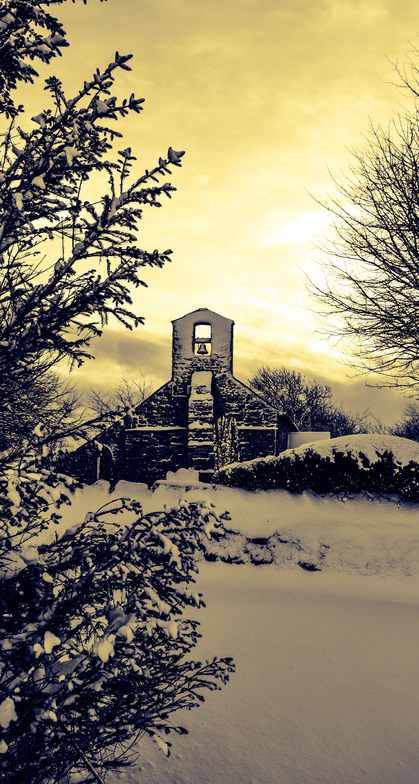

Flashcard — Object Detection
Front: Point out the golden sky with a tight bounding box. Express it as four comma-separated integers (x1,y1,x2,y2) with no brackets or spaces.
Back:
43,0,419,422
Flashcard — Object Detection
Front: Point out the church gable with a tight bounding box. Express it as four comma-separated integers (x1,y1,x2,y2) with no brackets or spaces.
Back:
65,308,296,485
131,382,187,429
172,308,234,382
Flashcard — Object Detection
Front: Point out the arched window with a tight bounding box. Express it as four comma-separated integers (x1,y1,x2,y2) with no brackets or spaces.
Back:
193,323,212,355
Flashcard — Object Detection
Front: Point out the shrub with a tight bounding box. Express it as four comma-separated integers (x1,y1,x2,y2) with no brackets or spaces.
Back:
213,435,419,501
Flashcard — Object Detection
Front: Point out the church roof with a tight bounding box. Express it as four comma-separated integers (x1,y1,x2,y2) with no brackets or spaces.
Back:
172,307,234,325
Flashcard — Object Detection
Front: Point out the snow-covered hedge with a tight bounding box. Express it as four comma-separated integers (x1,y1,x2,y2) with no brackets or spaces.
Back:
213,435,419,500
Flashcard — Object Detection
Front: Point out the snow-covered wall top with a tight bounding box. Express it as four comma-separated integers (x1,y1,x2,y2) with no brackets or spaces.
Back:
172,308,234,381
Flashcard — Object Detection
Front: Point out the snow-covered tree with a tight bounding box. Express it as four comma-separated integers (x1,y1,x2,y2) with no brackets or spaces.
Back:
0,499,234,784
0,2,234,781
0,0,185,551
0,0,70,119
0,371,82,454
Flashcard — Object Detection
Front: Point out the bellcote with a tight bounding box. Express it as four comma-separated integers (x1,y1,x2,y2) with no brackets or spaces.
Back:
171,308,234,382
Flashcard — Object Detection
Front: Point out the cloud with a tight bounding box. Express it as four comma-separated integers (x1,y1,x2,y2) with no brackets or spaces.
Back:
40,0,418,420
69,328,172,392
234,335,406,426
261,211,331,244
321,0,387,25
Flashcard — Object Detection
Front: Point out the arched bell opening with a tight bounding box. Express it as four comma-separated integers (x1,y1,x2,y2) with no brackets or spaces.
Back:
193,323,212,356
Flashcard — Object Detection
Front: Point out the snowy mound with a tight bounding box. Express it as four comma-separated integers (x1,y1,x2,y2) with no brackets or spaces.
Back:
165,467,200,483
214,434,419,500
23,471,419,580
288,433,419,466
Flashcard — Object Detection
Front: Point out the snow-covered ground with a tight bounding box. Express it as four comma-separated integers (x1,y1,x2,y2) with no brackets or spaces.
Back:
56,476,419,576
110,564,419,784
51,474,419,784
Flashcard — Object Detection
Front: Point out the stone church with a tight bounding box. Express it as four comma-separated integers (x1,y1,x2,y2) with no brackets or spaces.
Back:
66,308,296,486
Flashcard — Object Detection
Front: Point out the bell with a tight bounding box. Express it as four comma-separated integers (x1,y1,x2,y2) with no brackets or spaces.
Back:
197,341,208,355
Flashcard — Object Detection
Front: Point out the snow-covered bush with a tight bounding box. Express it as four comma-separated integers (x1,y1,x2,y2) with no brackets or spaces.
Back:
213,435,419,501
0,498,234,783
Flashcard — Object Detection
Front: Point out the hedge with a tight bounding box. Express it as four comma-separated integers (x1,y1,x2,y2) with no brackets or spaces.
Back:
213,436,419,501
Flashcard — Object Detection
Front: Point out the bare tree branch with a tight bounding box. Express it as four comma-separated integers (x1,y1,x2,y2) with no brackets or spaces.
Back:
309,58,419,391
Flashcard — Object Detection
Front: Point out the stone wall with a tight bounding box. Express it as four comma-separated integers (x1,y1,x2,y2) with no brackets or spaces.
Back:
237,426,277,462
172,309,234,381
212,374,290,458
60,371,293,485
214,375,278,426
187,371,215,473
122,427,188,486
57,424,125,484
132,382,187,428
59,309,295,486
112,382,189,483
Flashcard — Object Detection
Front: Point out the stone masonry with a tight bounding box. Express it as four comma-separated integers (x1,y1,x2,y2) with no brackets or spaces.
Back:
65,308,296,486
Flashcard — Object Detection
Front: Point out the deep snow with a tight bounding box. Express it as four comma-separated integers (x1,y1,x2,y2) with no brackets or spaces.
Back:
52,476,419,577
108,563,419,784
45,471,419,784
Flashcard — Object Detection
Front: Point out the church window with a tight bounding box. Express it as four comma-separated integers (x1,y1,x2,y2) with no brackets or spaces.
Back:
193,323,212,355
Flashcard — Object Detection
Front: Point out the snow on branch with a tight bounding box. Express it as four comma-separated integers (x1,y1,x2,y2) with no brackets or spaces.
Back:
0,6,229,783
0,55,184,380
0,499,234,783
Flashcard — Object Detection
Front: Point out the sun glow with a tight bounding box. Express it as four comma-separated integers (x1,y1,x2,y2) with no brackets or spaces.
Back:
261,211,331,245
